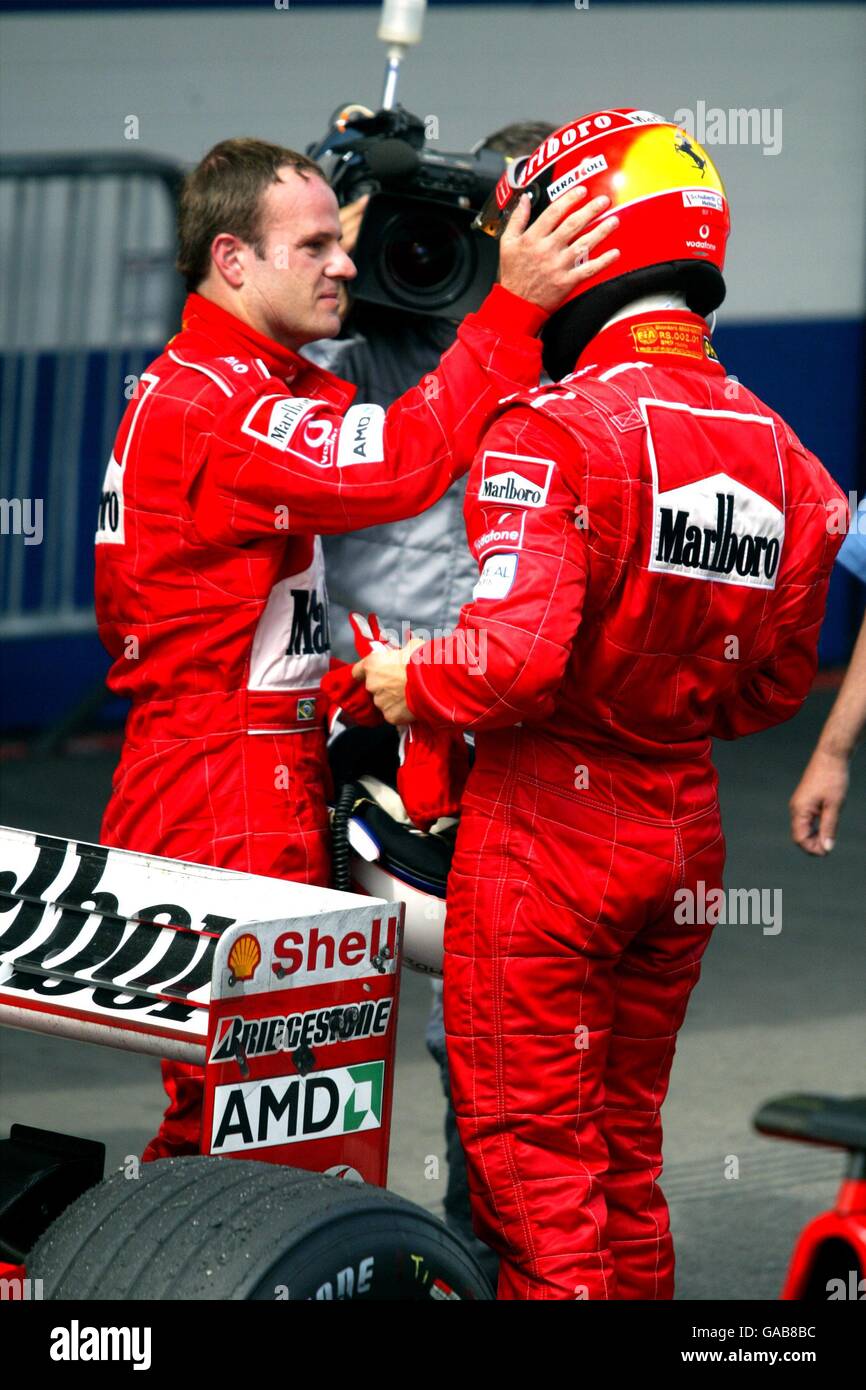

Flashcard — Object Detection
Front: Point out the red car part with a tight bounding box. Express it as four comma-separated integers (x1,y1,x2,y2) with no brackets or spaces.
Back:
754,1092,866,1299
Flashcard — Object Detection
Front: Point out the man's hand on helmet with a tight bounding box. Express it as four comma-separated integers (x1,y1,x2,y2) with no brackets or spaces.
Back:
498,187,620,314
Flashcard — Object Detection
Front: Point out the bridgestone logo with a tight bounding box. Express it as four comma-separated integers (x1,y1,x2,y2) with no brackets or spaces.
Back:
210,998,392,1062
656,492,781,582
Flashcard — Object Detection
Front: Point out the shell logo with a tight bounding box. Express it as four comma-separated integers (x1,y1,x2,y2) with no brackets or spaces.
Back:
227,933,261,985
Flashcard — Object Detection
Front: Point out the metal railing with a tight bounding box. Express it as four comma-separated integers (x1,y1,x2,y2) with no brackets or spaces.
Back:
0,152,186,639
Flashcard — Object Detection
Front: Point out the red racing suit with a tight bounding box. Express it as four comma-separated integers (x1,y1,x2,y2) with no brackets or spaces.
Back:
94,286,547,1158
405,309,846,1299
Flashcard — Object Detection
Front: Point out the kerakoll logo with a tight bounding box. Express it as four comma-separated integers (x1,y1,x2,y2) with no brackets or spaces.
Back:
548,154,608,203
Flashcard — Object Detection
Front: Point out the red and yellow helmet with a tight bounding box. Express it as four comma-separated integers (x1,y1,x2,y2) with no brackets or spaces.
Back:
476,107,730,319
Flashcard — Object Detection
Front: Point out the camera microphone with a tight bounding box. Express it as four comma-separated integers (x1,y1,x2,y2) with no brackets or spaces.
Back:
363,139,420,184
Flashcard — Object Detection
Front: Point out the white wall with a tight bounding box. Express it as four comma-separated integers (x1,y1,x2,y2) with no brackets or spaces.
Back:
1,2,864,321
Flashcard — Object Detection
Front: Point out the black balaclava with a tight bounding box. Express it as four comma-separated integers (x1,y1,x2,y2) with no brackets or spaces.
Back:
541,261,726,381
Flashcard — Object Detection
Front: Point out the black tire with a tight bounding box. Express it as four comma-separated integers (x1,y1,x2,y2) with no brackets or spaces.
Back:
28,1156,493,1301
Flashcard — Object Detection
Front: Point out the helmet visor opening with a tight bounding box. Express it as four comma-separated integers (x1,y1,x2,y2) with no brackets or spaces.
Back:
472,157,561,239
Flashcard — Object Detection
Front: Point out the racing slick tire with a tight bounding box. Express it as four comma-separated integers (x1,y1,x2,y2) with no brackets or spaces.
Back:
28,1155,493,1300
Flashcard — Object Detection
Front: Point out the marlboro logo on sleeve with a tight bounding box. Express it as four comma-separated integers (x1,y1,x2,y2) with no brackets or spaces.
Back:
478,453,555,509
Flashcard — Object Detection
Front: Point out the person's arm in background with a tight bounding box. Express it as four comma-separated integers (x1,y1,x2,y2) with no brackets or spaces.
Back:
788,610,866,854
789,506,866,855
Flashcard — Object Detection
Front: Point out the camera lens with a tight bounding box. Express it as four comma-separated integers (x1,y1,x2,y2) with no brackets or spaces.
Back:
379,210,473,308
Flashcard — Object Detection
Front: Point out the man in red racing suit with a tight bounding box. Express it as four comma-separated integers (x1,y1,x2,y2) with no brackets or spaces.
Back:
357,108,847,1299
95,138,619,1160
361,311,846,1297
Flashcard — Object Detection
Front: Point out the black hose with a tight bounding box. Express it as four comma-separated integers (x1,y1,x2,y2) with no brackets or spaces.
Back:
331,781,361,892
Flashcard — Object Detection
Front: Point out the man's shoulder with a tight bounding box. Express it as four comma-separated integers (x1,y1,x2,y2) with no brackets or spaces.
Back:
718,383,842,506
159,328,359,424
143,331,275,416
480,381,612,468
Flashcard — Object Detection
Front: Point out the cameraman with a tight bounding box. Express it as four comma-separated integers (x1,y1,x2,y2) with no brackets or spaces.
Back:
311,122,556,657
306,122,555,1279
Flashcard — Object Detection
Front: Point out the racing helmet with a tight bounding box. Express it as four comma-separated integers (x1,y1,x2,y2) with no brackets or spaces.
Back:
475,108,731,378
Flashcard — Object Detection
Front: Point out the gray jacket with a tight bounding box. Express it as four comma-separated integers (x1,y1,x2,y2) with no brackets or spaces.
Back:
303,312,478,662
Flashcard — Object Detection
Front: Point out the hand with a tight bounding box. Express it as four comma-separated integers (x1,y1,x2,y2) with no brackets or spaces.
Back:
352,639,423,725
789,747,850,855
339,196,370,256
498,187,620,315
